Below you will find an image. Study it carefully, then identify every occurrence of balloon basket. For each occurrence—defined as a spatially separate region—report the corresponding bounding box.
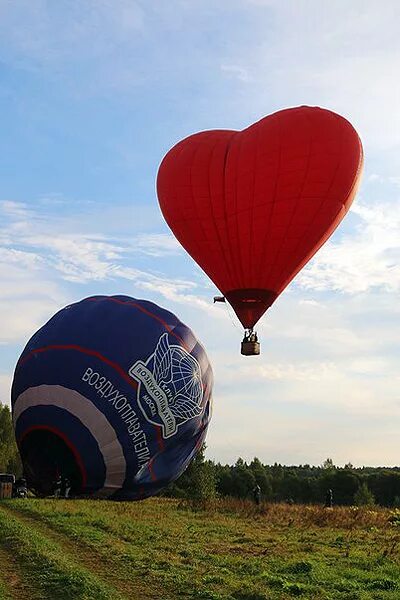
[241,340,260,356]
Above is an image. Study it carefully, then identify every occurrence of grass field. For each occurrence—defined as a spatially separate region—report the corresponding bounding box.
[0,498,399,600]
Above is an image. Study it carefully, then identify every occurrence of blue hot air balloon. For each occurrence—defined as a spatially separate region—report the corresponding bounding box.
[11,295,213,499]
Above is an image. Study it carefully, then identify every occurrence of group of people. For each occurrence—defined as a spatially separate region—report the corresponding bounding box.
[243,331,259,344]
[54,474,71,498]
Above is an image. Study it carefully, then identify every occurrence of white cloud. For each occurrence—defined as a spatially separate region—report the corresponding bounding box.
[213,348,398,416]
[206,389,400,466]
[0,200,218,344]
[0,374,12,407]
[298,199,400,294]
[221,64,251,82]
[0,201,170,283]
[0,248,43,270]
[0,252,66,344]
[0,0,145,65]
[0,200,32,219]
[133,233,181,256]
[241,361,337,382]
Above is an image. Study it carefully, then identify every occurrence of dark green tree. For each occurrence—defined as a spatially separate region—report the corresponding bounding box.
[0,403,22,475]
[249,457,272,500]
[231,458,256,499]
[320,469,360,505]
[215,463,234,497]
[278,470,303,503]
[165,444,216,501]
[368,471,400,506]
[354,482,375,506]
[322,458,335,470]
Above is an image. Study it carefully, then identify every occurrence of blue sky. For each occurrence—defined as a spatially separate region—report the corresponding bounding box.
[1,0,399,466]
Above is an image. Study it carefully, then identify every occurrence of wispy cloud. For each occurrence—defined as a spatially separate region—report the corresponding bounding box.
[0,200,215,341]
[0,200,32,219]
[221,64,252,82]
[207,385,400,466]
[133,233,180,256]
[0,374,12,406]
[0,253,65,345]
[298,199,400,294]
[0,201,175,283]
[0,0,145,65]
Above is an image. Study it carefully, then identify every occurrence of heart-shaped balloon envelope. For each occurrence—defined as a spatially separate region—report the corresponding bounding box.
[157,106,363,330]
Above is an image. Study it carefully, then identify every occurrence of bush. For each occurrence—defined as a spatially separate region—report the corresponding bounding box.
[354,483,375,506]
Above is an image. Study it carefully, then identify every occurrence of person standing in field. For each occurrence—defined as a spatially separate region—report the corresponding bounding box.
[324,488,333,508]
[253,484,261,506]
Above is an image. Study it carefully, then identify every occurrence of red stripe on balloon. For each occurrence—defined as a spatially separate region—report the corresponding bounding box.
[18,344,138,389]
[147,458,157,482]
[155,425,165,452]
[85,296,189,351]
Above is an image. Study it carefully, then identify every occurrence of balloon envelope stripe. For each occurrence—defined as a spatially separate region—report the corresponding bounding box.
[14,387,123,494]
[147,458,157,482]
[14,404,107,492]
[155,423,165,452]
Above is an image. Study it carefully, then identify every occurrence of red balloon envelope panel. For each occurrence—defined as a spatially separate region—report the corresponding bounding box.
[157,106,363,329]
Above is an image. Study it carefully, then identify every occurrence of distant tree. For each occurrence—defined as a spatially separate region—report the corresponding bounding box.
[215,464,234,497]
[368,471,400,506]
[165,444,216,501]
[249,458,272,500]
[161,450,400,508]
[276,470,301,503]
[354,482,375,506]
[231,458,256,499]
[270,463,284,499]
[0,403,22,475]
[319,469,359,505]
[322,458,335,470]
[296,477,317,504]
[188,446,216,502]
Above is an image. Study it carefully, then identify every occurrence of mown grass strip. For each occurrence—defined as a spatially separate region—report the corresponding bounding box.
[0,543,42,600]
[0,504,124,600]
[6,500,195,599]
[3,501,158,600]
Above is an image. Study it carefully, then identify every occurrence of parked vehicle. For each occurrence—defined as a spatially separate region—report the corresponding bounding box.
[0,473,15,499]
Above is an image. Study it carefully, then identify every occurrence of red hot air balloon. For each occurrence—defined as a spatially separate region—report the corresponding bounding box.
[157,106,363,355]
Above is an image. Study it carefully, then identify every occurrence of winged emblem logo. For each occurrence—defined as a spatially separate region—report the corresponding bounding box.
[129,333,204,438]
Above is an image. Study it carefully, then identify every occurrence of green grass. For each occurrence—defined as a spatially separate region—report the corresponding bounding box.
[0,498,399,599]
[0,574,13,600]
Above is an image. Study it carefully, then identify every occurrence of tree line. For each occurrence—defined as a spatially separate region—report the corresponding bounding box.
[165,451,400,507]
[0,404,22,475]
[1,402,399,506]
